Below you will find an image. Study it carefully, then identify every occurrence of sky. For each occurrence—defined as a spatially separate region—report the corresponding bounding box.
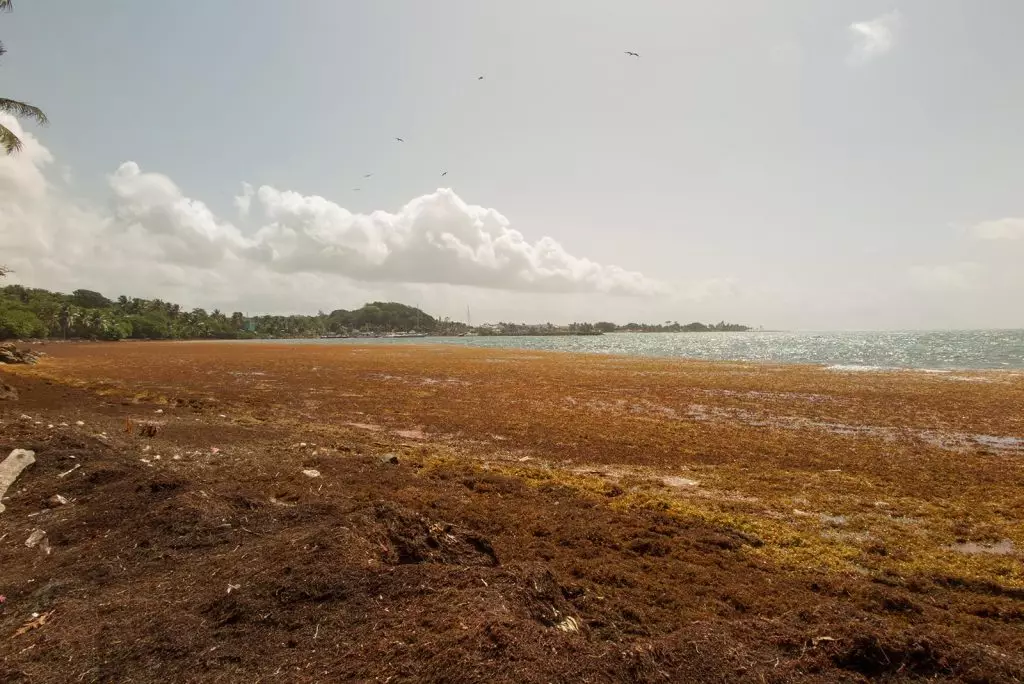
[1,0,1023,330]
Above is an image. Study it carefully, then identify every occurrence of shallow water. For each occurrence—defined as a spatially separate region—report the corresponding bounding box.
[230,329,1024,370]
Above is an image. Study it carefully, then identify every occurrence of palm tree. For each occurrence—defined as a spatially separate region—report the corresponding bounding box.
[1,0,48,154]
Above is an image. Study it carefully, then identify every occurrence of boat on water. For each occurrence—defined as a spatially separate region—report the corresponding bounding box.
[383,332,430,339]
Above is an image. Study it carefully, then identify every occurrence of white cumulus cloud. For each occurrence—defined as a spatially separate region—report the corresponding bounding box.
[0,114,662,306]
[249,185,661,295]
[847,11,901,65]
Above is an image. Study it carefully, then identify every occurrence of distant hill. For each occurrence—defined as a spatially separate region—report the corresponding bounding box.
[326,302,436,334]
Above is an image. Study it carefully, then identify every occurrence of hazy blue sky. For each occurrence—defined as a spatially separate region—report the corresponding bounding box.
[2,1,1023,329]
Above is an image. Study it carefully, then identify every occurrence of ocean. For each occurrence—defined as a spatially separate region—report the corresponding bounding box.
[242,330,1024,370]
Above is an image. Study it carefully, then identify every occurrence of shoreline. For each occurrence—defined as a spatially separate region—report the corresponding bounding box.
[40,336,1024,374]
[10,326,1024,372]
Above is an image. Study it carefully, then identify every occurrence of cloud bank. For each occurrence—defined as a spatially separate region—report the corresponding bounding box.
[248,185,660,294]
[848,10,901,65]
[969,218,1024,241]
[908,262,981,293]
[0,115,662,309]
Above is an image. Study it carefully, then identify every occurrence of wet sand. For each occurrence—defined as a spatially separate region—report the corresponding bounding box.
[2,342,1023,682]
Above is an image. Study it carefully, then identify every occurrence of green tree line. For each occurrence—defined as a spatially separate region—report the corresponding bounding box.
[0,284,751,341]
[0,285,440,340]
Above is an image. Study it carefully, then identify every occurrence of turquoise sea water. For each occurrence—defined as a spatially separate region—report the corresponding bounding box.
[240,330,1024,370]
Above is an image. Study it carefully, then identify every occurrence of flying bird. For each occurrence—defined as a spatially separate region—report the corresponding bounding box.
[363,173,373,178]
[394,137,405,142]
[624,51,640,57]
[441,171,447,177]
[352,187,361,192]
[477,75,484,80]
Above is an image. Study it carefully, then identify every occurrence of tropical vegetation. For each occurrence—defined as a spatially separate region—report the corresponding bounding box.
[0,285,446,340]
[1,0,49,154]
[0,284,751,341]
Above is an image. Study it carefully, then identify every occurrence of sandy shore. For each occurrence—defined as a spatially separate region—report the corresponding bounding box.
[2,342,1023,682]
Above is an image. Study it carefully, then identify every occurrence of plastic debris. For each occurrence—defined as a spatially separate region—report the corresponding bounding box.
[48,494,69,506]
[57,464,81,479]
[302,469,321,478]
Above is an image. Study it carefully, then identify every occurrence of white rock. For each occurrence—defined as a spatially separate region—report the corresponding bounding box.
[302,469,321,478]
[0,449,36,514]
[25,529,46,548]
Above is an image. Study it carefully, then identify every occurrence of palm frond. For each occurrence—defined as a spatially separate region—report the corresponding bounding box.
[0,41,6,58]
[0,98,48,125]
[0,121,22,153]
[0,1,14,12]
